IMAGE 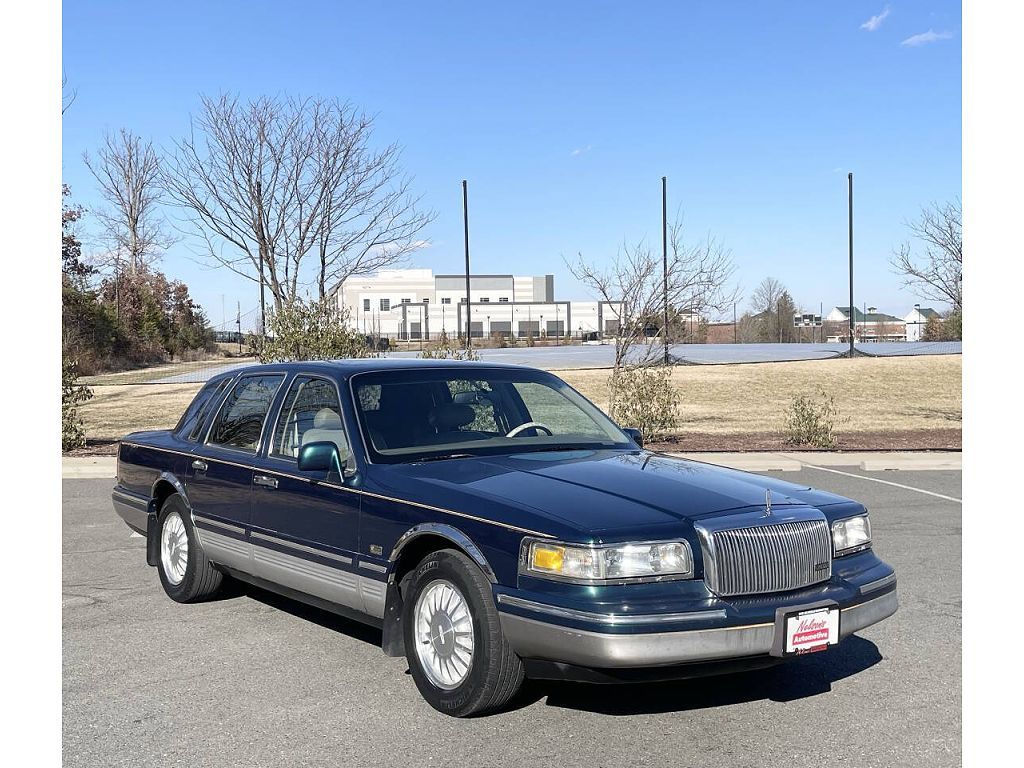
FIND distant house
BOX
[903,307,942,342]
[825,307,906,342]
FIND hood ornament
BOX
[764,489,773,517]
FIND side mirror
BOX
[622,427,644,448]
[298,441,343,476]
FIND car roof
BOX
[210,357,533,382]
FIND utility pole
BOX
[462,180,472,349]
[733,302,737,343]
[236,302,241,355]
[662,176,670,365]
[848,172,855,358]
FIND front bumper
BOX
[498,586,897,669]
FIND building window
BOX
[441,297,451,305]
[460,297,467,304]
[480,297,490,303]
[401,298,411,304]
[423,298,429,303]
[363,299,370,312]
[380,299,390,312]
[499,297,509,303]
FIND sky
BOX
[61,1,962,330]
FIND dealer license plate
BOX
[783,606,840,655]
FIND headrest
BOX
[313,408,342,429]
[428,403,475,432]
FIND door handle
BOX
[192,459,208,472]
[254,474,279,490]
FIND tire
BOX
[402,548,524,717]
[156,494,223,603]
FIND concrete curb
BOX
[63,457,117,479]
[62,451,961,479]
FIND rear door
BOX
[248,374,375,615]
[188,373,287,574]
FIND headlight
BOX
[521,539,694,583]
[832,514,871,556]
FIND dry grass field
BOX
[558,355,962,435]
[78,355,961,449]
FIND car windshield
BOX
[350,368,632,463]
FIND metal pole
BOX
[462,180,472,349]
[848,172,854,357]
[236,301,241,354]
[662,176,669,364]
[733,302,737,343]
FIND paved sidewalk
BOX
[62,450,961,479]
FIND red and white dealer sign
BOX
[785,606,840,654]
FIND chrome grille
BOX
[705,520,832,597]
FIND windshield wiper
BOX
[407,453,477,463]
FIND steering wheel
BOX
[506,421,554,438]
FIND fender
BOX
[145,472,192,567]
[380,523,498,657]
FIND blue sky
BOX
[62,1,961,329]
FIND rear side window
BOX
[176,378,232,442]
[207,375,285,452]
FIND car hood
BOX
[373,449,856,540]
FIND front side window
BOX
[271,376,351,466]
[207,374,285,452]
[351,369,629,463]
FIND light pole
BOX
[867,305,876,342]
[486,314,490,340]
[555,304,560,345]
[540,314,544,340]
[847,172,855,357]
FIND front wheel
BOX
[156,494,223,603]
[402,549,524,716]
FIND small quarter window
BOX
[207,375,285,452]
[176,378,232,442]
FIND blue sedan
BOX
[112,359,897,716]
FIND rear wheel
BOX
[402,549,524,717]
[156,494,223,603]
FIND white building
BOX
[902,307,942,342]
[338,269,622,340]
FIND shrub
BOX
[62,355,93,452]
[608,364,680,442]
[259,298,376,362]
[419,331,480,361]
[783,388,844,448]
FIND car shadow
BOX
[516,636,883,716]
[232,581,384,648]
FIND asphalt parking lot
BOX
[63,466,961,768]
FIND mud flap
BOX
[145,512,160,566]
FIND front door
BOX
[249,374,372,615]
[188,372,287,574]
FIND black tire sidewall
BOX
[402,550,500,716]
[156,495,203,603]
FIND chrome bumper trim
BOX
[496,593,728,626]
[859,571,897,595]
[499,589,898,668]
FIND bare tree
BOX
[567,217,738,370]
[84,129,171,274]
[749,276,798,342]
[162,94,433,315]
[62,73,77,115]
[890,198,962,312]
